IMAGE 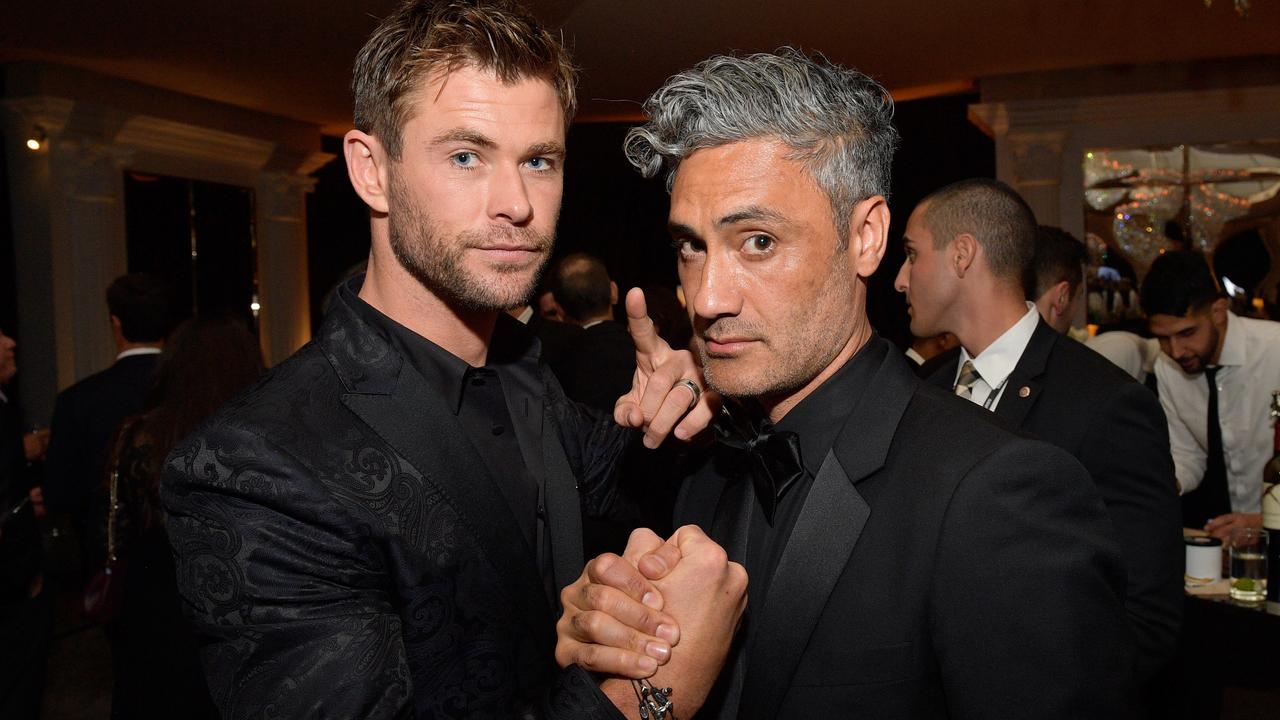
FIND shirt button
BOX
[491,425,505,435]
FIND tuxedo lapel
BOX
[320,298,556,656]
[738,346,918,719]
[993,319,1054,429]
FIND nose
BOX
[487,163,533,225]
[894,259,910,294]
[686,252,742,322]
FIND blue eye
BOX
[526,157,551,170]
[452,152,477,167]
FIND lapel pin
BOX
[1018,386,1031,398]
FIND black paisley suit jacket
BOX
[162,287,628,719]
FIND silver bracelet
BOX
[630,678,676,720]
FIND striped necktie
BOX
[954,360,982,401]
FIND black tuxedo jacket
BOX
[928,320,1182,682]
[162,290,628,719]
[45,352,158,518]
[557,321,636,413]
[526,313,584,385]
[678,340,1135,719]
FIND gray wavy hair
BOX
[624,48,898,243]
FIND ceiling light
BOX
[25,127,46,151]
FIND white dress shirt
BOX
[1086,331,1161,384]
[904,347,926,366]
[1155,312,1280,513]
[953,303,1040,410]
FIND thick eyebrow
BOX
[667,205,787,239]
[715,205,786,228]
[526,141,566,158]
[668,221,699,239]
[429,129,496,148]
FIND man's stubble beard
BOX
[697,253,856,404]
[387,173,555,312]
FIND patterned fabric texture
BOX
[163,287,628,719]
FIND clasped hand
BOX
[556,526,747,716]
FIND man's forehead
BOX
[408,64,564,135]
[669,139,810,222]
[1148,311,1204,335]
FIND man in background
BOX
[1030,225,1087,334]
[44,273,167,556]
[549,253,637,412]
[1141,250,1280,539]
[896,178,1181,689]
[0,326,50,720]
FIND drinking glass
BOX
[1229,527,1268,603]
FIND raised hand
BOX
[614,288,719,448]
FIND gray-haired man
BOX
[556,49,1135,719]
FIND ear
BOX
[609,281,619,306]
[848,196,890,278]
[1210,297,1229,328]
[951,233,977,279]
[1050,280,1072,317]
[344,129,390,215]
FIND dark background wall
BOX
[304,93,994,343]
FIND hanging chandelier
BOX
[1204,0,1253,18]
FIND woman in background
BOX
[104,315,262,719]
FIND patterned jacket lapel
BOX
[317,292,557,648]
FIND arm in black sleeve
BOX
[1079,383,1183,681]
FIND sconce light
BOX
[25,127,46,151]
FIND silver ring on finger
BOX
[674,378,701,413]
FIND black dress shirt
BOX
[345,285,555,598]
[743,338,882,605]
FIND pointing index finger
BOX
[625,287,661,357]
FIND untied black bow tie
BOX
[713,404,807,524]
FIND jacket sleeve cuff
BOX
[539,664,628,720]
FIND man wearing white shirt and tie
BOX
[1140,250,1280,541]
[894,177,1182,691]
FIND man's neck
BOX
[578,310,613,329]
[1210,312,1230,366]
[359,252,495,367]
[762,320,873,424]
[955,293,1029,358]
[116,341,162,354]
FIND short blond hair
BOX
[352,0,578,159]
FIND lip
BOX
[472,245,543,262]
[704,336,757,355]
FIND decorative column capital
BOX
[258,171,319,223]
[1007,131,1067,188]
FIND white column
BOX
[3,98,131,420]
[255,172,316,367]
